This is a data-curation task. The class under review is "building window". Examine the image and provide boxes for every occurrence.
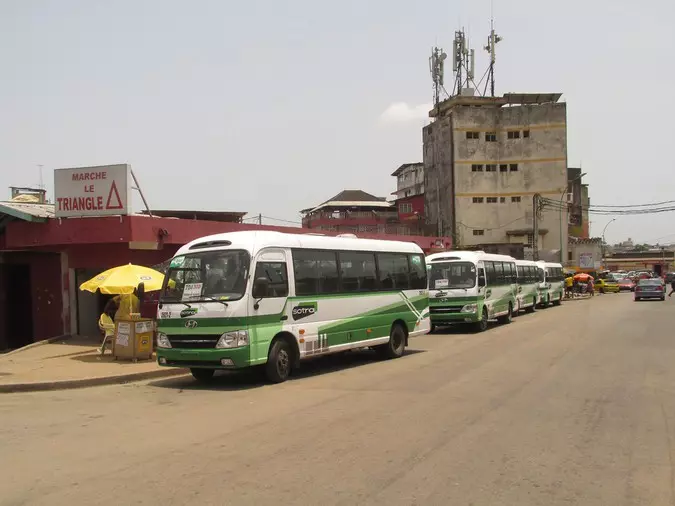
[485,164,497,172]
[499,197,506,203]
[523,130,530,138]
[486,197,498,203]
[485,132,497,142]
[398,203,413,213]
[466,131,479,140]
[499,164,508,172]
[507,130,521,139]
[472,197,484,203]
[473,229,485,236]
[471,164,483,172]
[511,196,521,203]
[509,163,518,172]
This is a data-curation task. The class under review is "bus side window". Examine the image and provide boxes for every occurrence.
[254,262,289,297]
[485,261,496,285]
[408,254,427,290]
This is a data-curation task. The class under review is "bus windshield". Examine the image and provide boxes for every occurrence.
[161,250,251,303]
[429,261,477,289]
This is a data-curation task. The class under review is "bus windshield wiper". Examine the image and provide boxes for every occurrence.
[201,296,229,307]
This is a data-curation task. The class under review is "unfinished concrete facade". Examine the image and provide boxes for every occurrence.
[423,93,568,259]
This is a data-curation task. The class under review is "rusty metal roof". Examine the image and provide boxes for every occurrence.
[0,201,55,222]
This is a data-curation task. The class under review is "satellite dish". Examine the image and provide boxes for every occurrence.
[440,52,447,61]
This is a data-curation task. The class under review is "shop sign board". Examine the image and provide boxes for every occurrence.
[54,164,131,217]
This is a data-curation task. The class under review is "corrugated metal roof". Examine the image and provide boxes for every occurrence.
[0,201,55,221]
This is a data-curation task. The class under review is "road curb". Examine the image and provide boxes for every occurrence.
[0,335,72,359]
[0,367,189,394]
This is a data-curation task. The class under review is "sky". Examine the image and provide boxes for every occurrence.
[1,0,674,245]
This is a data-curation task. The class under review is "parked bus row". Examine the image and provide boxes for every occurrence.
[426,251,565,332]
[154,231,564,384]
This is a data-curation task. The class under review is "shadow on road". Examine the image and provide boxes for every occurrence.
[148,348,426,392]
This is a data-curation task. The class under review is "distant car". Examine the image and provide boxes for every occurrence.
[616,278,635,292]
[595,278,620,293]
[634,279,665,301]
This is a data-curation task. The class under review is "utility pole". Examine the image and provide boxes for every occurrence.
[532,194,540,261]
[258,213,262,225]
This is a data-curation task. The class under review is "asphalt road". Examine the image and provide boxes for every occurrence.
[2,292,675,505]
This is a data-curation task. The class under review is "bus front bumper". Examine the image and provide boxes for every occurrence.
[157,347,251,369]
[430,308,480,324]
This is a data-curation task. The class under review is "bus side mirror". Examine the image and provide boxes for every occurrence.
[252,277,270,299]
[478,276,486,287]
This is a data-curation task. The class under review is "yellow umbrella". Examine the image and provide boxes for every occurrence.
[79,263,165,294]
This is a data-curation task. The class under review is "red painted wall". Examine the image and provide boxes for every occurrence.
[396,195,425,219]
[0,252,62,347]
[4,216,451,253]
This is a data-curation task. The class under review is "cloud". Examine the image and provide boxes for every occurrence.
[379,102,432,124]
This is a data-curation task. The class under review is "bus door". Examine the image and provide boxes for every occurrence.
[249,249,291,360]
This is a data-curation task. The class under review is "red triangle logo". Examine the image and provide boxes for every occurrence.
[106,181,124,210]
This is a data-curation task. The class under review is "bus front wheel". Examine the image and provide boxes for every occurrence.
[474,308,489,332]
[498,303,513,324]
[266,339,293,383]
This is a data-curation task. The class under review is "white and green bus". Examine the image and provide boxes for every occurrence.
[156,231,430,383]
[427,251,517,332]
[536,261,565,307]
[515,259,541,313]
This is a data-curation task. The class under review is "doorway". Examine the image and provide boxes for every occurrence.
[75,269,111,337]
[4,264,34,349]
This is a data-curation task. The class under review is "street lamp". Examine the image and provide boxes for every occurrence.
[601,218,617,268]
[559,172,587,263]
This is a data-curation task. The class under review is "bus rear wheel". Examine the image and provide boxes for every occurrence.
[376,323,406,359]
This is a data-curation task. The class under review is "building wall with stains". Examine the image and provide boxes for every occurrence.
[424,99,568,256]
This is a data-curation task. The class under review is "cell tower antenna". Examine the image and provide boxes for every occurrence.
[451,29,477,97]
[429,46,448,107]
[483,4,502,97]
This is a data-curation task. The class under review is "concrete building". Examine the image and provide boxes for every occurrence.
[301,190,399,234]
[423,93,568,259]
[567,167,590,239]
[567,237,602,271]
[391,163,425,235]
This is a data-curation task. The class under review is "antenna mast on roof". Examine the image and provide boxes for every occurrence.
[451,29,476,97]
[429,46,448,107]
[483,3,502,97]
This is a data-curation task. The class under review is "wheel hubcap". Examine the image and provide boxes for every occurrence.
[277,350,289,375]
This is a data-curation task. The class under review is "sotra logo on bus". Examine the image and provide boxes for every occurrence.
[180,308,198,318]
[292,302,318,321]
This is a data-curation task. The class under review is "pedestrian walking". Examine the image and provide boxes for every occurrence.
[669,278,675,298]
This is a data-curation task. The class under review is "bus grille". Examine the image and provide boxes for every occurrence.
[167,335,220,349]
[430,306,463,314]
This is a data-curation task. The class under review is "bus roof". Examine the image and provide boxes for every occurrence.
[515,259,539,266]
[175,230,425,257]
[426,250,516,263]
[536,260,563,268]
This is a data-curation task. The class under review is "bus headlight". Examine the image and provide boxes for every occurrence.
[157,332,172,349]
[216,330,249,349]
[461,304,477,313]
